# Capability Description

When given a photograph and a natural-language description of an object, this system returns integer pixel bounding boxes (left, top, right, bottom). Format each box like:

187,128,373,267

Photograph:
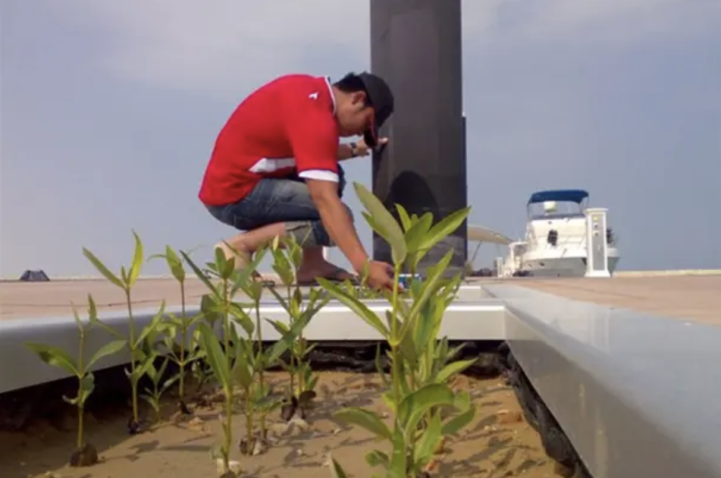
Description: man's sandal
296,266,360,287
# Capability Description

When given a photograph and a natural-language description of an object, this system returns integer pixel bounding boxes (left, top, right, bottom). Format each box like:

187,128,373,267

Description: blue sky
1,0,719,278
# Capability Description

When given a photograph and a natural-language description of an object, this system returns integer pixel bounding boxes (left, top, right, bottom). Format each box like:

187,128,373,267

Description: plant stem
286,285,296,397
390,263,403,407
222,277,232,472
245,386,254,451
179,281,187,400
78,406,84,449
77,325,86,449
295,284,304,398
254,300,266,436
223,390,232,471
125,288,139,422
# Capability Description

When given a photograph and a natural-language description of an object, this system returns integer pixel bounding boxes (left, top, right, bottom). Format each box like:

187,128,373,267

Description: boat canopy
467,225,512,245
527,189,589,205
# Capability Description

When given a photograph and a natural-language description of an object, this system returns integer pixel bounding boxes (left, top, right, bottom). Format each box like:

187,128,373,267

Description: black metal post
370,0,468,277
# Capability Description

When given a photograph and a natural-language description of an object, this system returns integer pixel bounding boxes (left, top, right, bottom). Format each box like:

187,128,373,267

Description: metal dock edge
0,296,506,394
484,283,721,478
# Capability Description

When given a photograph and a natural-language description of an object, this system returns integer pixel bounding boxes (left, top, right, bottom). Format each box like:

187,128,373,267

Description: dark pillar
370,0,468,277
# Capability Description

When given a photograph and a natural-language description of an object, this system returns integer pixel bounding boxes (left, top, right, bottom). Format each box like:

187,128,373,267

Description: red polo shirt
198,74,340,206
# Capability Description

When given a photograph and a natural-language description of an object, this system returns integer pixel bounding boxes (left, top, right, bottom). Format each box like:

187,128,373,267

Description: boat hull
520,251,620,277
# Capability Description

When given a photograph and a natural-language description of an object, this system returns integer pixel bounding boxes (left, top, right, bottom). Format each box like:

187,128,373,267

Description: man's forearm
315,196,368,271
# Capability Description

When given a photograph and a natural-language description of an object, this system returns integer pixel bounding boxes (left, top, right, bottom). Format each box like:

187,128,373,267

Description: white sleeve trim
298,169,339,182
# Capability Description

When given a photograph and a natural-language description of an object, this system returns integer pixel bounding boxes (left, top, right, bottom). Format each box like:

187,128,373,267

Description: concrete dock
2,274,719,323
488,275,720,325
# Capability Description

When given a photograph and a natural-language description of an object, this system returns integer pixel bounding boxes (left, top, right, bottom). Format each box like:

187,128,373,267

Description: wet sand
0,371,563,478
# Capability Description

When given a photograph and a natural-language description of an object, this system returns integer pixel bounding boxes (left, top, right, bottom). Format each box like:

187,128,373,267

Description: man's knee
284,201,353,248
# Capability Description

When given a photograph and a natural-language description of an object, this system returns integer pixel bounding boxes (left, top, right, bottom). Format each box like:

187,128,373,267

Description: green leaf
417,206,471,263
214,244,236,279
87,294,98,322
197,322,231,390
316,279,390,339
127,230,144,287
181,250,219,297
388,427,408,478
86,339,128,371
365,450,390,468
453,390,472,411
82,248,123,289
436,358,477,384
25,343,79,377
135,352,158,381
165,245,186,283
135,303,166,348
398,329,419,366
354,182,406,265
405,212,434,252
441,405,476,436
263,302,319,365
395,203,412,232
200,294,222,324
327,455,350,478
71,304,83,333
141,394,159,409
267,319,290,335
144,361,158,382
286,235,304,268
400,249,454,340
232,344,254,389
232,248,267,296
270,246,294,285
414,410,442,465
231,315,255,338
78,373,95,405
398,383,456,433
334,407,393,440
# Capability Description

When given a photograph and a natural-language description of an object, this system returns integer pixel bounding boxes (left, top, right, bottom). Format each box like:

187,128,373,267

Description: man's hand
355,137,389,157
364,260,395,291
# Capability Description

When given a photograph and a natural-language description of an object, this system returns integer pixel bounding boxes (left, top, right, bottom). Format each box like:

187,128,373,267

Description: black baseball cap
357,72,394,147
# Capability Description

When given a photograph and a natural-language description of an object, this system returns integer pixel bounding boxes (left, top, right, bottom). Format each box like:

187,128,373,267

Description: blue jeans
205,166,352,248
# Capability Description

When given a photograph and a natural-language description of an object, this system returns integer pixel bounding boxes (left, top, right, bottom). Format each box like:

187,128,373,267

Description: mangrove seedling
267,235,329,420
228,323,264,456
182,240,325,468
226,243,275,438
182,243,277,472
25,297,127,467
82,231,166,432
186,246,245,476
150,245,204,413
141,356,179,424
197,319,237,476
319,182,476,477
84,293,167,434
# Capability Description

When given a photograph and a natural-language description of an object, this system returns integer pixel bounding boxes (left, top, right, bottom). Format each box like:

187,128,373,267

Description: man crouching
198,72,395,290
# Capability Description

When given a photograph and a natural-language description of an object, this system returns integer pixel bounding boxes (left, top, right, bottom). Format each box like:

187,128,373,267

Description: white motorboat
498,189,620,277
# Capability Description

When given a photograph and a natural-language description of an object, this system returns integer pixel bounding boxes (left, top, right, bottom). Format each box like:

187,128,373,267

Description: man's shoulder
268,74,333,110
264,73,329,95
241,74,333,115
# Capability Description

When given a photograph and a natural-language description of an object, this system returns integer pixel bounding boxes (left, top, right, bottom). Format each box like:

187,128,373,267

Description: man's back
199,74,338,206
